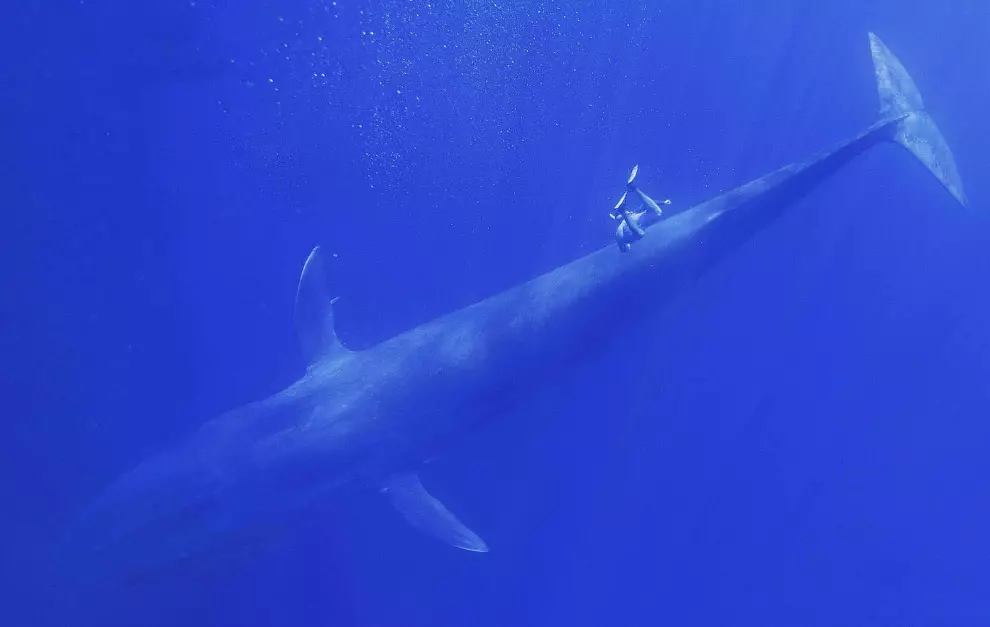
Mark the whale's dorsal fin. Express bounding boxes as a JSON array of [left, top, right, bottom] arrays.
[[382, 472, 489, 553], [294, 246, 349, 366]]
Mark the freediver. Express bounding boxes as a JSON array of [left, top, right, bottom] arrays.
[[610, 164, 671, 251]]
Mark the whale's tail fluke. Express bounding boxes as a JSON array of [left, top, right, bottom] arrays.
[[870, 32, 968, 207]]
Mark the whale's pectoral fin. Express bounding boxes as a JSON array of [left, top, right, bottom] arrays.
[[382, 472, 489, 553], [295, 246, 350, 366]]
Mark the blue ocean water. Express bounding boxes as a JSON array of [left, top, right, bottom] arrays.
[[3, 1, 989, 625]]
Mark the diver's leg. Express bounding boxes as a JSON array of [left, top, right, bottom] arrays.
[[634, 188, 667, 216]]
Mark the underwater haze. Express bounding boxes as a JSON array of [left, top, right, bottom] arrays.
[[3, 1, 990, 625]]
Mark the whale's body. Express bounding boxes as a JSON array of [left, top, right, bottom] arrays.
[[66, 33, 968, 581]]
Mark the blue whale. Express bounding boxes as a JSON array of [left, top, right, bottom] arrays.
[[64, 33, 967, 581]]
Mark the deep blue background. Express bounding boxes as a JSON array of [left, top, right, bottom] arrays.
[[3, 1, 990, 625]]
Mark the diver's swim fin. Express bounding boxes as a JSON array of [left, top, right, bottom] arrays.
[[627, 164, 639, 188], [870, 33, 967, 207]]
